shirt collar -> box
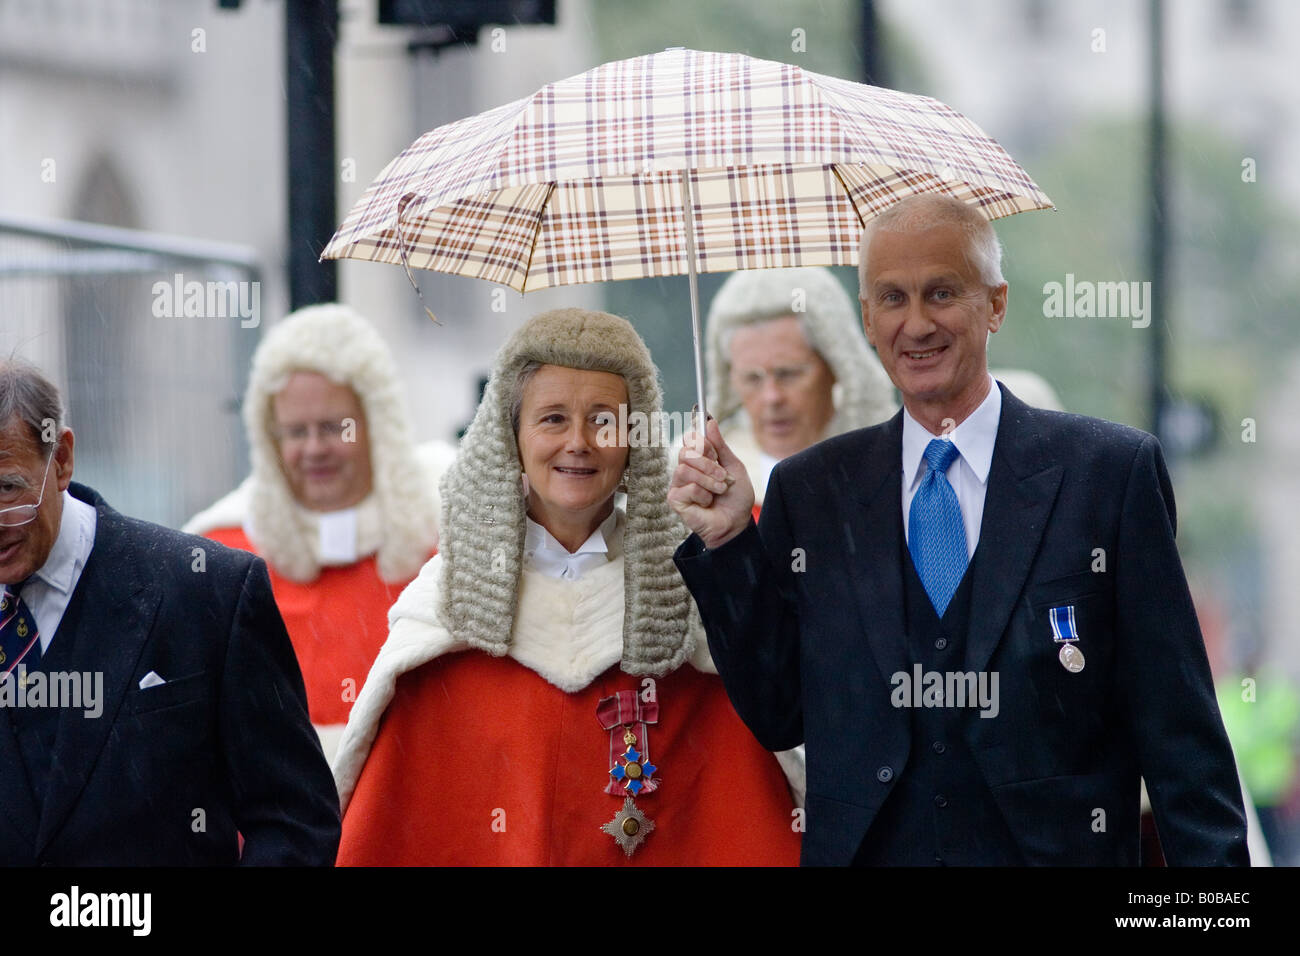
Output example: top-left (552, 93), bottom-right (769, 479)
top-left (902, 375), bottom-right (1002, 489)
top-left (30, 490), bottom-right (96, 595)
top-left (524, 508), bottom-right (620, 581)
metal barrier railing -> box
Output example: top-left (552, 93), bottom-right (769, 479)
top-left (0, 213), bottom-right (264, 529)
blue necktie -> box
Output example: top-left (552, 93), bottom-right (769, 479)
top-left (909, 439), bottom-right (969, 617)
top-left (1, 585), bottom-right (41, 677)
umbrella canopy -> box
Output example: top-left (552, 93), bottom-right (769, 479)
top-left (324, 48), bottom-right (1051, 287)
top-left (322, 48), bottom-right (1052, 414)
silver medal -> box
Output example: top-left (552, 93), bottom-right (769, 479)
top-left (1058, 642), bottom-right (1085, 673)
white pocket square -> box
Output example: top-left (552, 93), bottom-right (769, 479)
top-left (138, 671), bottom-right (166, 690)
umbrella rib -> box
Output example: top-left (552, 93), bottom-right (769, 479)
top-left (519, 182), bottom-right (557, 294)
top-left (393, 195), bottom-right (441, 324)
top-left (830, 164), bottom-right (869, 233)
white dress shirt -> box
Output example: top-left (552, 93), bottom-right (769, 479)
top-left (7, 490), bottom-right (98, 654)
top-left (523, 509), bottom-right (620, 581)
top-left (901, 375), bottom-right (1002, 560)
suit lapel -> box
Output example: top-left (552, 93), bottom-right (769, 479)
top-left (36, 489), bottom-right (160, 855)
top-left (841, 414), bottom-right (910, 688)
top-left (0, 692), bottom-right (41, 849)
top-left (964, 388), bottom-right (1063, 676)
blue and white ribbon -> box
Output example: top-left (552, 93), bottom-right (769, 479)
top-left (1049, 605), bottom-right (1079, 643)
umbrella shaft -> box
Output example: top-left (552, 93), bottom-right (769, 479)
top-left (681, 170), bottom-right (708, 431)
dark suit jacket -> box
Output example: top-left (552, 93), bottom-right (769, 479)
top-left (677, 386), bottom-right (1248, 866)
top-left (0, 482), bottom-right (341, 865)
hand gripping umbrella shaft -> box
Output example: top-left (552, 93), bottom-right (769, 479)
top-left (681, 169), bottom-right (708, 433)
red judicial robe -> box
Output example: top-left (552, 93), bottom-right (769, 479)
top-left (338, 650), bottom-right (803, 866)
top-left (205, 526), bottom-right (420, 727)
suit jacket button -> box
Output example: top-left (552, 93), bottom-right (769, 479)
top-left (876, 766), bottom-right (893, 783)
top-left (934, 637), bottom-right (948, 650)
top-left (934, 794), bottom-right (948, 808)
top-left (932, 741), bottom-right (946, 754)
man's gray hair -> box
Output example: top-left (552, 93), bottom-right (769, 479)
top-left (0, 358), bottom-right (64, 451)
top-left (858, 194), bottom-right (1005, 294)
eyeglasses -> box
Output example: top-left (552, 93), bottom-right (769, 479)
top-left (271, 420), bottom-right (353, 444)
top-left (0, 449), bottom-right (56, 528)
top-left (732, 364), bottom-right (815, 395)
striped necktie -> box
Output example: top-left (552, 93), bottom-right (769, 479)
top-left (0, 585), bottom-right (41, 677)
top-left (908, 439), bottom-right (969, 617)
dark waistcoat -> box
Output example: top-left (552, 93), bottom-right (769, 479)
top-left (853, 542), bottom-right (1023, 865)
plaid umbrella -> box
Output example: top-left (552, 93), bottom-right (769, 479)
top-left (322, 48), bottom-right (1052, 417)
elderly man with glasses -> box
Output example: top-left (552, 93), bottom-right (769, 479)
top-left (0, 359), bottom-right (340, 865)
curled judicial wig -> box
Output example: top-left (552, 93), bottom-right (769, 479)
top-left (437, 307), bottom-right (693, 675)
top-left (705, 266), bottom-right (896, 435)
top-left (243, 303), bottom-right (438, 583)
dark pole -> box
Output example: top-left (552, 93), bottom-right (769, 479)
top-left (1147, 0), bottom-right (1168, 443)
top-left (286, 0), bottom-right (339, 309)
top-left (860, 0), bottom-right (887, 87)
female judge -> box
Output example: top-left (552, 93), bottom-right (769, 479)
top-left (332, 308), bottom-right (801, 864)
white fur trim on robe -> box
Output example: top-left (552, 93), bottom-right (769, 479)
top-left (314, 723), bottom-right (346, 766)
top-left (182, 477), bottom-right (252, 537)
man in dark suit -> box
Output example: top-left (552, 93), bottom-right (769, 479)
top-left (0, 360), bottom-right (340, 865)
top-left (669, 194), bottom-right (1248, 866)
